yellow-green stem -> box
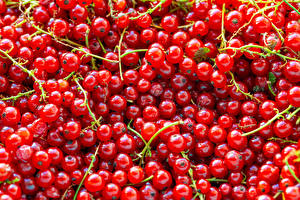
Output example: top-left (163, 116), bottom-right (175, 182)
top-left (242, 105), bottom-right (293, 136)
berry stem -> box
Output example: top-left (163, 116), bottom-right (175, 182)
top-left (283, 0), bottom-right (300, 15)
top-left (120, 49), bottom-right (148, 58)
top-left (228, 71), bottom-right (261, 103)
top-left (74, 77), bottom-right (101, 127)
top-left (73, 144), bottom-right (101, 200)
top-left (118, 28), bottom-right (127, 81)
top-left (284, 153), bottom-right (300, 184)
top-left (0, 49), bottom-right (47, 101)
top-left (127, 119), bottom-right (147, 146)
top-left (97, 37), bottom-right (107, 54)
top-left (129, 0), bottom-right (166, 20)
top-left (221, 45), bottom-right (300, 62)
top-left (268, 137), bottom-right (298, 144)
top-left (139, 121), bottom-right (184, 163)
top-left (242, 105), bottom-right (293, 136)
top-left (218, 3), bottom-right (227, 49)
top-left (206, 178), bottom-right (228, 183)
top-left (286, 107), bottom-right (300, 120)
top-left (64, 72), bottom-right (75, 80)
top-left (126, 175), bottom-right (154, 186)
top-left (30, 24), bottom-right (118, 63)
top-left (0, 90), bottom-right (35, 101)
top-left (250, 0), bottom-right (284, 42)
top-left (181, 151), bottom-right (204, 200)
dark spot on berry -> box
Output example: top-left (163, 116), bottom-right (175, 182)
top-left (82, 1), bottom-right (86, 4)
top-left (64, 0), bottom-right (69, 5)
top-left (37, 161), bottom-right (42, 166)
top-left (36, 47), bottom-right (40, 50)
top-left (150, 192), bottom-right (155, 197)
top-left (232, 18), bottom-right (238, 24)
top-left (80, 133), bottom-right (84, 137)
top-left (181, 197), bottom-right (186, 200)
top-left (180, 162), bottom-right (185, 166)
top-left (2, 112), bottom-right (5, 118)
top-left (100, 28), bottom-right (105, 33)
top-left (73, 17), bottom-right (77, 20)
top-left (262, 188), bottom-right (265, 192)
top-left (67, 140), bottom-right (73, 144)
top-left (112, 197), bottom-right (117, 200)
top-left (72, 177), bottom-right (76, 181)
top-left (63, 60), bottom-right (67, 64)
top-left (64, 130), bottom-right (69, 134)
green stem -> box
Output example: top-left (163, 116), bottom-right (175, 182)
top-left (267, 82), bottom-right (276, 96)
top-left (0, 49), bottom-right (47, 101)
top-left (283, 0), bottom-right (300, 15)
top-left (242, 105), bottom-right (293, 136)
top-left (268, 137), bottom-right (298, 144)
top-left (73, 144), bottom-right (100, 200)
top-left (0, 90), bottom-right (35, 101)
top-left (126, 175), bottom-right (154, 186)
top-left (285, 158), bottom-right (300, 184)
top-left (85, 29), bottom-right (90, 48)
top-left (97, 37), bottom-right (107, 54)
top-left (221, 45), bottom-right (300, 62)
top-left (120, 49), bottom-right (148, 58)
top-left (74, 78), bottom-right (100, 127)
top-left (219, 3), bottom-right (227, 48)
top-left (118, 28), bottom-right (127, 81)
top-left (64, 72), bottom-right (75, 80)
top-left (228, 71), bottom-right (261, 103)
top-left (127, 120), bottom-right (147, 146)
top-left (129, 0), bottom-right (166, 20)
top-left (139, 121), bottom-right (183, 162)
top-left (30, 24), bottom-right (118, 63)
top-left (181, 152), bottom-right (203, 200)
top-left (287, 107), bottom-right (300, 120)
top-left (273, 191), bottom-right (282, 199)
top-left (178, 22), bottom-right (194, 29)
top-left (207, 178), bottom-right (228, 183)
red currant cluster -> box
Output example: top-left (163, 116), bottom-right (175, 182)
top-left (0, 0), bottom-right (299, 199)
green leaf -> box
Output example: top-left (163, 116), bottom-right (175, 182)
top-left (268, 72), bottom-right (276, 85)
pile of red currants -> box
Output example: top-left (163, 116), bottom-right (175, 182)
top-left (0, 0), bottom-right (299, 199)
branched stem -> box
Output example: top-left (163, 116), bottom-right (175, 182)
top-left (74, 77), bottom-right (100, 127)
top-left (228, 71), bottom-right (261, 103)
top-left (73, 144), bottom-right (101, 200)
top-left (30, 24), bottom-right (118, 63)
top-left (242, 105), bottom-right (293, 136)
top-left (127, 120), bottom-right (147, 146)
top-left (129, 0), bottom-right (166, 20)
top-left (181, 152), bottom-right (204, 200)
top-left (221, 45), bottom-right (300, 62)
top-left (138, 121), bottom-right (183, 164)
top-left (0, 49), bottom-right (47, 101)
top-left (0, 90), bottom-right (35, 101)
top-left (287, 107), bottom-right (300, 120)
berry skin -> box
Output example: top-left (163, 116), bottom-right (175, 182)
top-left (84, 173), bottom-right (104, 192)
